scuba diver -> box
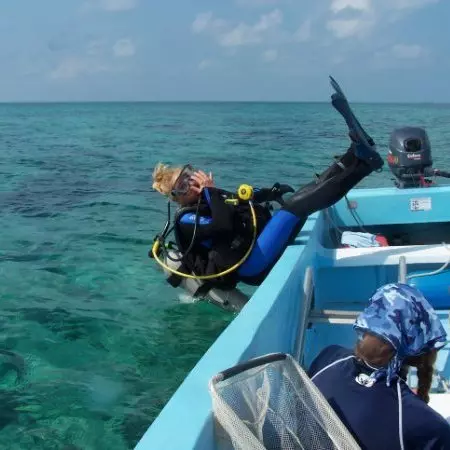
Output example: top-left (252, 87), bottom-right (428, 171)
top-left (150, 76), bottom-right (384, 301)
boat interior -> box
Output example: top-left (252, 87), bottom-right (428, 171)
top-left (299, 266), bottom-right (450, 426)
top-left (136, 186), bottom-right (450, 449)
top-left (299, 187), bottom-right (450, 427)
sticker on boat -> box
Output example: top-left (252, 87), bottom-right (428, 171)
top-left (410, 197), bottom-right (432, 211)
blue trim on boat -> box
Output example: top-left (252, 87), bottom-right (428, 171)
top-left (134, 215), bottom-right (318, 450)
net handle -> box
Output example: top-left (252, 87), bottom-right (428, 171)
top-left (212, 353), bottom-right (288, 383)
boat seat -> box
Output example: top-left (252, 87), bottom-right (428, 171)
top-left (308, 309), bottom-right (359, 324)
top-left (296, 267), bottom-right (450, 391)
top-left (429, 394), bottom-right (450, 424)
top-left (408, 270), bottom-right (450, 310)
top-left (318, 243), bottom-right (450, 272)
top-left (399, 256), bottom-right (450, 310)
top-left (399, 257), bottom-right (450, 311)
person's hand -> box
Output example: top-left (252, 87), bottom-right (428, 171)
top-left (272, 183), bottom-right (294, 197)
top-left (190, 170), bottom-right (215, 194)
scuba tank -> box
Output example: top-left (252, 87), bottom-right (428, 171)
top-left (160, 249), bottom-right (249, 312)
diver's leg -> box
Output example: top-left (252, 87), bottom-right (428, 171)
top-left (237, 146), bottom-right (373, 284)
top-left (239, 78), bottom-right (382, 285)
top-left (237, 211), bottom-right (306, 283)
top-left (283, 146), bottom-right (372, 217)
top-left (286, 144), bottom-right (359, 196)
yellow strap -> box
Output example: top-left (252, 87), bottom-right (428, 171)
top-left (151, 201), bottom-right (258, 280)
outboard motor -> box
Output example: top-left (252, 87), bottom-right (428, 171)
top-left (388, 127), bottom-right (450, 188)
top-left (387, 127), bottom-right (433, 188)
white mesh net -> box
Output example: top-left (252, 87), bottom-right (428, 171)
top-left (209, 353), bottom-right (361, 450)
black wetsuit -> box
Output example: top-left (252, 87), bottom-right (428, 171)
top-left (174, 187), bottom-right (273, 289)
top-left (175, 145), bottom-right (373, 288)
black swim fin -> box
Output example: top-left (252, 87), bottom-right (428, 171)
top-left (329, 75), bottom-right (384, 171)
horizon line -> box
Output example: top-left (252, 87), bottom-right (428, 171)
top-left (1, 100), bottom-right (449, 105)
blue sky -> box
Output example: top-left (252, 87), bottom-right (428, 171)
top-left (0, 0), bottom-right (449, 102)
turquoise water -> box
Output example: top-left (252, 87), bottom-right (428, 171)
top-left (1, 102), bottom-right (450, 449)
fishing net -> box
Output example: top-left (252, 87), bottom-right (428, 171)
top-left (209, 353), bottom-right (360, 450)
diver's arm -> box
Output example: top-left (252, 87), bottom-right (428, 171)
top-left (177, 188), bottom-right (235, 242)
top-left (202, 187), bottom-right (235, 234)
top-left (253, 184), bottom-right (294, 203)
top-left (177, 211), bottom-right (215, 240)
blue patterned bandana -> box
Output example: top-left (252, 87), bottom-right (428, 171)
top-left (354, 283), bottom-right (447, 386)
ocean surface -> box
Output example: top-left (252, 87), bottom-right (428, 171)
top-left (1, 101), bottom-right (450, 449)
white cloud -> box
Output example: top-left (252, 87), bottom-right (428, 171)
top-left (326, 18), bottom-right (372, 38)
top-left (220, 24), bottom-right (264, 47)
top-left (49, 36), bottom-right (135, 81)
top-left (82, 0), bottom-right (137, 13)
top-left (113, 38), bottom-right (136, 57)
top-left (100, 0), bottom-right (137, 11)
top-left (87, 39), bottom-right (108, 56)
top-left (391, 43), bottom-right (424, 59)
top-left (253, 9), bottom-right (283, 32)
top-left (235, 0), bottom-right (284, 6)
top-left (192, 9), bottom-right (320, 51)
top-left (192, 12), bottom-right (213, 33)
top-left (198, 59), bottom-right (213, 70)
top-left (389, 0), bottom-right (439, 10)
top-left (50, 57), bottom-right (109, 80)
top-left (371, 43), bottom-right (428, 69)
top-left (262, 49), bottom-right (278, 62)
top-left (327, 0), bottom-right (441, 40)
top-left (191, 12), bottom-right (228, 36)
top-left (330, 0), bottom-right (371, 13)
top-left (327, 0), bottom-right (375, 38)
top-left (294, 19), bottom-right (312, 42)
top-left (194, 9), bottom-right (283, 48)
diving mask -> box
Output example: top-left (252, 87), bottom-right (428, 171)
top-left (171, 164), bottom-right (195, 197)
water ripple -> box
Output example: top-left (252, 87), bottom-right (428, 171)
top-left (1, 101), bottom-right (450, 448)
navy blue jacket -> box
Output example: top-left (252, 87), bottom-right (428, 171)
top-left (308, 345), bottom-right (450, 450)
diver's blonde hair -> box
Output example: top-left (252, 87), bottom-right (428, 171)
top-left (152, 162), bottom-right (181, 196)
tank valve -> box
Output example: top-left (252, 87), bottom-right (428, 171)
top-left (238, 184), bottom-right (253, 201)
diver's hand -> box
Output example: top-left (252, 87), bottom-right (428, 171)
top-left (190, 170), bottom-right (215, 194)
top-left (276, 184), bottom-right (295, 196)
top-left (259, 183), bottom-right (294, 206)
top-left (253, 183), bottom-right (294, 203)
top-left (269, 183), bottom-right (294, 199)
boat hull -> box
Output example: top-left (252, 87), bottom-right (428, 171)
top-left (137, 185), bottom-right (450, 449)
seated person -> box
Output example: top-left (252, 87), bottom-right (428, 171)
top-left (308, 283), bottom-right (450, 450)
top-left (151, 77), bottom-right (384, 288)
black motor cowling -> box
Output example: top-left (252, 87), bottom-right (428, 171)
top-left (387, 127), bottom-right (433, 188)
